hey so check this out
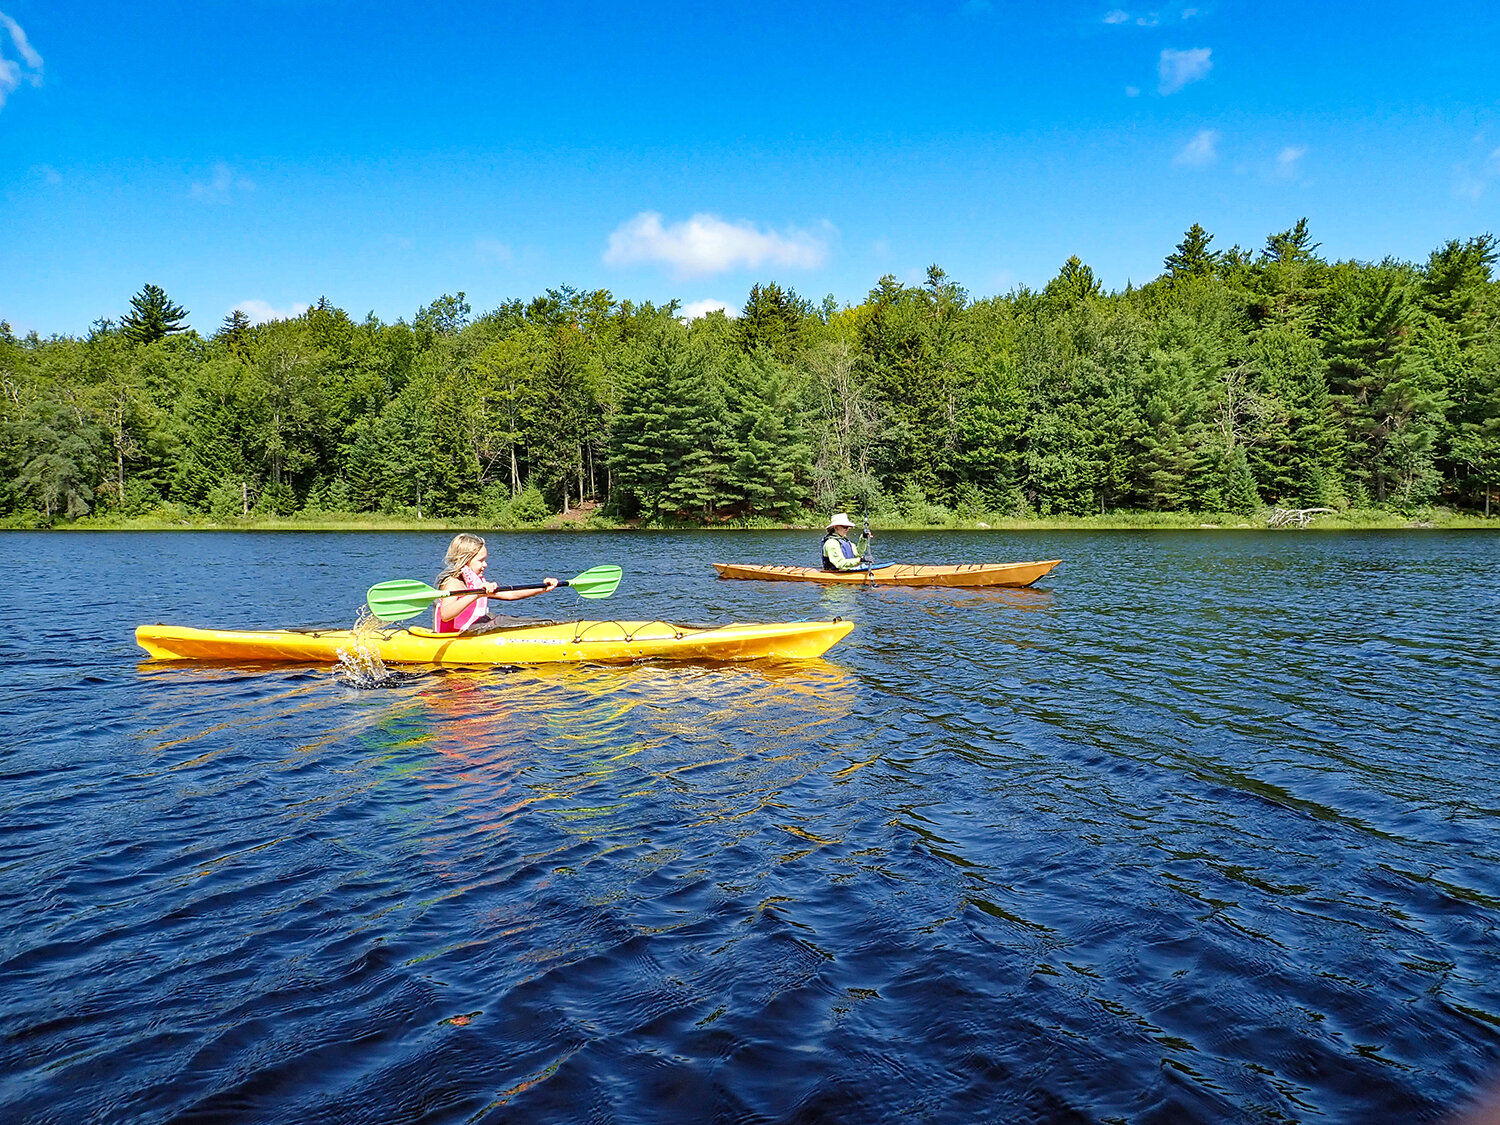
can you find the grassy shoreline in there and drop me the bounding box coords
[6,508,1494,533]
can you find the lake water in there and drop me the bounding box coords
[1,529,1498,1123]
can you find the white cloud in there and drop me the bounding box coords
[1455,170,1485,201]
[0,9,43,111]
[475,238,512,263]
[603,211,828,277]
[1159,46,1212,94]
[1276,145,1307,168]
[191,162,255,201]
[1103,9,1129,22]
[1125,85,1140,97]
[679,299,735,321]
[1174,129,1220,167]
[1454,146,1500,200]
[233,299,308,326]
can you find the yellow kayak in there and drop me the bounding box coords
[135,618,855,666]
[712,560,1061,588]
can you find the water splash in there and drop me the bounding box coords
[334,606,403,688]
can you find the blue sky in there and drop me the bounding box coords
[2,0,1498,336]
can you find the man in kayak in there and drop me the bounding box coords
[822,513,874,571]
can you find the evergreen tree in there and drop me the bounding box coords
[1220,443,1261,513]
[1263,218,1320,265]
[1163,223,1221,282]
[1044,256,1104,305]
[608,324,725,520]
[735,282,810,363]
[121,284,190,345]
[11,400,106,519]
[1420,234,1497,336]
[1246,326,1342,505]
[720,348,813,516]
[1323,266,1422,501]
[953,357,1028,512]
[1135,348,1215,510]
[218,310,252,357]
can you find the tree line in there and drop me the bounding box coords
[3,221,1497,526]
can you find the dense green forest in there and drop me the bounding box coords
[4,221,1497,527]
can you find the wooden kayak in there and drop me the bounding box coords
[136,618,855,666]
[712,560,1061,588]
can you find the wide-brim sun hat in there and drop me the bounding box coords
[827,513,855,529]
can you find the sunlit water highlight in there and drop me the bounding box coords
[1,529,1497,1123]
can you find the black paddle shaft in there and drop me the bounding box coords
[449,581,569,596]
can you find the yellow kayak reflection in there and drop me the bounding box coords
[412,660,863,842]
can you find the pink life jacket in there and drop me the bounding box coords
[434,565,488,633]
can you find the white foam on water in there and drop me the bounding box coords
[334,606,400,688]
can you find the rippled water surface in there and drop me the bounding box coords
[2,529,1499,1123]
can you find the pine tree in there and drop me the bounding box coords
[1263,218,1320,265]
[1323,266,1419,501]
[607,324,725,520]
[218,310,252,357]
[736,282,810,363]
[720,349,813,516]
[1044,256,1104,305]
[1163,224,1221,282]
[121,284,189,345]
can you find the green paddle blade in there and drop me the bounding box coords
[366,579,444,621]
[567,564,623,599]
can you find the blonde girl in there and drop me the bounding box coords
[434,533,558,633]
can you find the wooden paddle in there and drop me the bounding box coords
[366,565,623,621]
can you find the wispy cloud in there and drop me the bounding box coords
[604,212,828,277]
[34,163,61,184]
[233,299,308,326]
[475,238,512,263]
[191,162,255,201]
[679,299,735,321]
[1103,5,1200,26]
[1125,85,1141,97]
[1159,47,1212,94]
[1273,144,1308,178]
[1174,129,1220,167]
[1454,143,1500,200]
[0,9,43,111]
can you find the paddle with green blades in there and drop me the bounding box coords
[366,565,623,621]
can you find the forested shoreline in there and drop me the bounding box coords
[4,221,1497,529]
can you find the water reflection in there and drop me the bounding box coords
[406,662,863,846]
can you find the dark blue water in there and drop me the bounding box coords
[2,529,1498,1123]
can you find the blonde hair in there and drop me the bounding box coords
[437,533,486,586]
